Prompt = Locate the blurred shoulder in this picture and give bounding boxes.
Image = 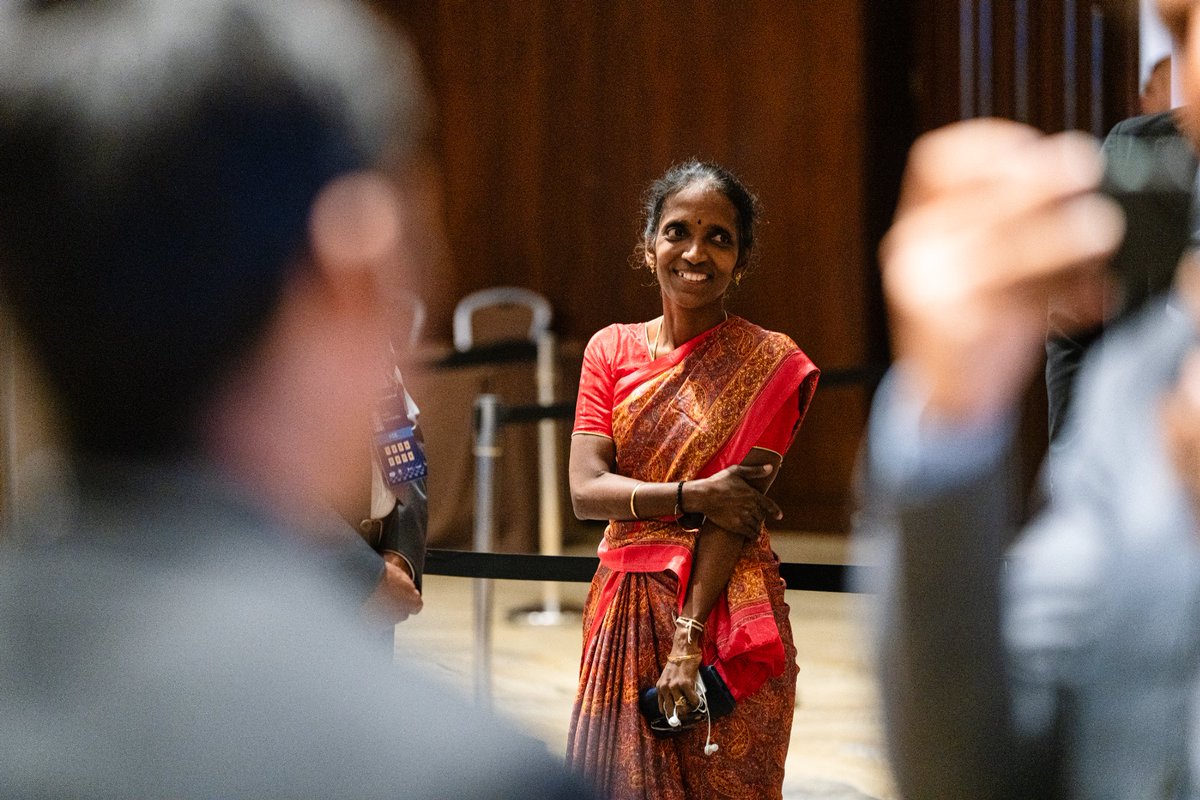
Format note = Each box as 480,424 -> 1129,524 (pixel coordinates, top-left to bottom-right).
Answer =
1106,110 -> 1181,140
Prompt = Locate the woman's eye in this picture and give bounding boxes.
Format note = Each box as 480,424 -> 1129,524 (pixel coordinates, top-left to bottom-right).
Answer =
712,232 -> 733,246
663,224 -> 685,240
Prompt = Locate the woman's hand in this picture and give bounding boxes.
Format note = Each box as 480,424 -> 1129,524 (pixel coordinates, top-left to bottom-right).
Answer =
689,463 -> 782,538
655,627 -> 704,718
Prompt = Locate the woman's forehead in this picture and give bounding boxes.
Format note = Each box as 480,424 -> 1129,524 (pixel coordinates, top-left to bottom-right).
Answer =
661,183 -> 736,223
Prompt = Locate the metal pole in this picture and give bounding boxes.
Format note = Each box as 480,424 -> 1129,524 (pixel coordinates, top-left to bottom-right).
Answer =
472,393 -> 501,709
535,331 -> 563,620
0,316 -> 18,533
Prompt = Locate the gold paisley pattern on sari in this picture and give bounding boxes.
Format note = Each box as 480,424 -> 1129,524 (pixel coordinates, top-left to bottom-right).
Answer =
567,316 -> 817,799
569,569 -> 798,799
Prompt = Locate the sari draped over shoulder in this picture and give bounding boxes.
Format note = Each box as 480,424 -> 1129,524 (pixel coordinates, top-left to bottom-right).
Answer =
568,315 -> 818,799
584,315 -> 818,701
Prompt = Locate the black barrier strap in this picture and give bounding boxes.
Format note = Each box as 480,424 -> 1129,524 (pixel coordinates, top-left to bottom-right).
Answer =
471,401 -> 575,433
501,402 -> 575,424
779,562 -> 854,593
431,339 -> 538,368
426,339 -> 886,391
427,549 -> 599,583
424,548 -> 866,593
819,364 -> 887,389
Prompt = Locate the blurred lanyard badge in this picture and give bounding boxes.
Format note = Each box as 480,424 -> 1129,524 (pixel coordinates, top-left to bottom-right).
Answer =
373,381 -> 427,487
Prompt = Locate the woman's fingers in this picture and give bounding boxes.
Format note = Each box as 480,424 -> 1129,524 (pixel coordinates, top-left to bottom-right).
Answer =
726,463 -> 773,482
760,495 -> 783,521
697,467 -> 782,534
706,503 -> 769,538
657,662 -> 703,716
724,511 -> 760,539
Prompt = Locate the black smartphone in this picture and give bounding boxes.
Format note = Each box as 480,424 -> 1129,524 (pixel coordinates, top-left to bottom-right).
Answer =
637,665 -> 736,739
1100,125 -> 1195,315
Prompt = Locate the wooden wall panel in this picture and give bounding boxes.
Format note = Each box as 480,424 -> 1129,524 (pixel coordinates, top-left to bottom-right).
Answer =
909,0 -> 1141,510
914,0 -> 1139,133
377,1 -> 871,533
0,3 -> 1143,538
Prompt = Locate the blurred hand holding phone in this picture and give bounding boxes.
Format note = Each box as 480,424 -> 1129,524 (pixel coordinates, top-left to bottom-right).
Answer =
1100,116 -> 1197,316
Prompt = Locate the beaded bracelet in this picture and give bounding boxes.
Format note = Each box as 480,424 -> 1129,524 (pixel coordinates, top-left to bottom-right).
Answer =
675,480 -> 705,532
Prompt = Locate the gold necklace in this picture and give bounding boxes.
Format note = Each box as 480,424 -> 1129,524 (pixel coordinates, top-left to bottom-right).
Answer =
651,312 -> 727,360
651,318 -> 664,360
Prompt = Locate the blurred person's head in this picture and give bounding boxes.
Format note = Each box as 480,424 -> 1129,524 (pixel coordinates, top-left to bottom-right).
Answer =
1161,1 -> 1200,141
0,0 -> 429,516
1141,56 -> 1173,115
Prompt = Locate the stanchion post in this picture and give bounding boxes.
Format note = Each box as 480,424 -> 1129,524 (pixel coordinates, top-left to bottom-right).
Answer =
507,334 -> 581,627
472,393 -> 501,709
0,316 -> 17,531
535,331 -> 563,618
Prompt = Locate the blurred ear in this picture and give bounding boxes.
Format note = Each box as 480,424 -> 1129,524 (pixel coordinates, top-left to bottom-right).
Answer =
306,171 -> 408,308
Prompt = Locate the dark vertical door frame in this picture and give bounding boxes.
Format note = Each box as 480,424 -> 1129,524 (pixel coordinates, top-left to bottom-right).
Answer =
861,0 -> 917,370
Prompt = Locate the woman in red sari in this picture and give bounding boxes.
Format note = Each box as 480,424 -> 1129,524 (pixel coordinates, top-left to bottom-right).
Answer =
566,162 -> 819,799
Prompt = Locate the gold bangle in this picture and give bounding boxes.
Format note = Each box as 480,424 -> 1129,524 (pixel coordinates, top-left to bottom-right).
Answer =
668,653 -> 701,664
629,481 -> 645,520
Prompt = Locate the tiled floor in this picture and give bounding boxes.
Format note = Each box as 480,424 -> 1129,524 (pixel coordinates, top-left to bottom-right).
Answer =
396,532 -> 897,800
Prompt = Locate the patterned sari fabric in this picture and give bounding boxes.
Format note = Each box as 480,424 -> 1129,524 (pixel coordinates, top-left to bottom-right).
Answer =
567,317 -> 818,799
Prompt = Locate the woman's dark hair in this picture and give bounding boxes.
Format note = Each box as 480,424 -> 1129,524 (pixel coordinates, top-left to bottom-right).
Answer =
638,161 -> 761,271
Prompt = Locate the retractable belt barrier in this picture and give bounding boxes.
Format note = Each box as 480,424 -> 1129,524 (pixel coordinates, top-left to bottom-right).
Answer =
425,549 -> 868,594
426,338 -> 886,390
464,392 -> 870,707
456,399 -> 867,594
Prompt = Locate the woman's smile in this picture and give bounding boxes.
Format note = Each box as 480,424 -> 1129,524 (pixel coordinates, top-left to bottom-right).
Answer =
649,182 -> 740,312
673,267 -> 712,283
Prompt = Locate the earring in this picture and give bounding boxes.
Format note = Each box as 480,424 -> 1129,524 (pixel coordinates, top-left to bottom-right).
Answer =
733,272 -> 742,286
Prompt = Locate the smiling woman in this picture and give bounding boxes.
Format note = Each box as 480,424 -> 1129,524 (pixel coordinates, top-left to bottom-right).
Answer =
565,161 -> 820,799
647,181 -> 740,316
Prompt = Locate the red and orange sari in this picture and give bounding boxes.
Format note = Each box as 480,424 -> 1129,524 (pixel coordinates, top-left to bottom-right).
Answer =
567,316 -> 818,799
